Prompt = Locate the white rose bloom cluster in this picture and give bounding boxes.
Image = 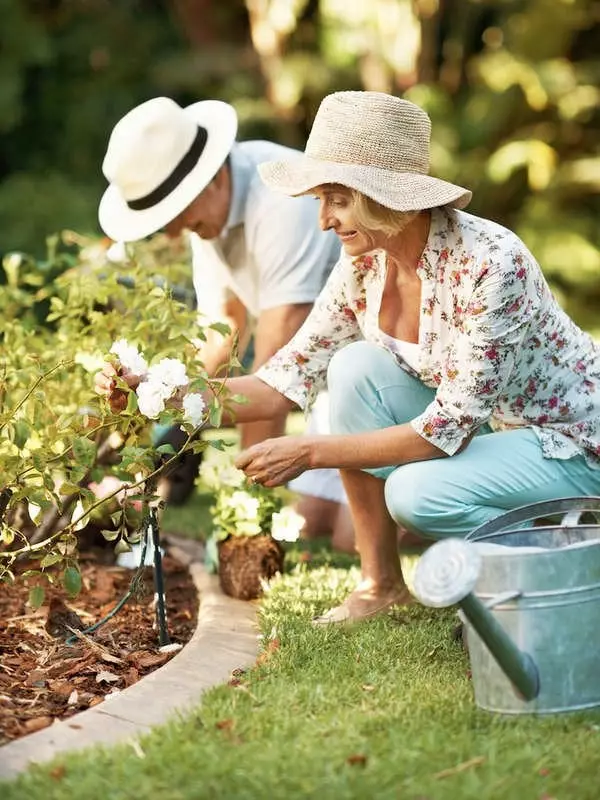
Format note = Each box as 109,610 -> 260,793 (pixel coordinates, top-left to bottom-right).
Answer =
146,358 -> 189,394
110,339 -> 148,377
136,358 -> 189,420
109,340 -> 206,426
225,490 -> 262,536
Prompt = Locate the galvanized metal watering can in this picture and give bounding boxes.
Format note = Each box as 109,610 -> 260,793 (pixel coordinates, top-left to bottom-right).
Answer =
412,497 -> 600,715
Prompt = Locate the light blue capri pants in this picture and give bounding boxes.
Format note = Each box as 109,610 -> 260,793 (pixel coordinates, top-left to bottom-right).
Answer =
327,341 -> 600,539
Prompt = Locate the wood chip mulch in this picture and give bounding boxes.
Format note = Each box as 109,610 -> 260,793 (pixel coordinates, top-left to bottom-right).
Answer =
0,552 -> 198,745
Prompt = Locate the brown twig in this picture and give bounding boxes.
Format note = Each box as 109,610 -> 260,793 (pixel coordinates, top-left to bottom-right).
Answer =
434,755 -> 486,780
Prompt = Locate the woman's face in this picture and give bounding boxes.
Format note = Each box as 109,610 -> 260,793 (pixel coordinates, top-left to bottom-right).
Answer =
311,185 -> 379,256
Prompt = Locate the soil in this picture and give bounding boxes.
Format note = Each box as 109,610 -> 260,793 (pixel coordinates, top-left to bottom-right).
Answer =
0,549 -> 198,746
218,534 -> 284,601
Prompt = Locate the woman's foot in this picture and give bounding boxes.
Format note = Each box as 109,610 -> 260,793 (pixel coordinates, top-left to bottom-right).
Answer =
312,583 -> 414,625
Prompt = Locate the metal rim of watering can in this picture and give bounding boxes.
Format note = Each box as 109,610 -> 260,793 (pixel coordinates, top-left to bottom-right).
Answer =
412,538 -> 482,608
465,496 -> 600,543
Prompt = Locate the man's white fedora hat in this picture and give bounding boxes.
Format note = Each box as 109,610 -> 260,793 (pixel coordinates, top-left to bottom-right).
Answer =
259,91 -> 471,212
99,97 -> 238,242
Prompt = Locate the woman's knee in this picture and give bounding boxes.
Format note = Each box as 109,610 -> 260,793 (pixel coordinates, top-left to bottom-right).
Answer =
327,342 -> 397,434
384,461 -> 456,538
327,342 -> 389,393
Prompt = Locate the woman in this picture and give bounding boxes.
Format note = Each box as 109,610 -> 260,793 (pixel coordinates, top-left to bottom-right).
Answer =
97,91 -> 600,624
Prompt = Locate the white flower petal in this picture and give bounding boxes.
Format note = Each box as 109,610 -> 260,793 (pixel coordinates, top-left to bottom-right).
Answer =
182,393 -> 206,427
136,381 -> 166,418
110,339 -> 148,377
147,358 -> 189,394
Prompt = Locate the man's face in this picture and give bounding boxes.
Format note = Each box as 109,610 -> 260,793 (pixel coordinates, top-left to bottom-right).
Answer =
165,164 -> 231,240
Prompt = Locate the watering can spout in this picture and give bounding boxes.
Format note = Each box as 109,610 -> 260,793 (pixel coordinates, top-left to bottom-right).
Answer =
412,538 -> 540,702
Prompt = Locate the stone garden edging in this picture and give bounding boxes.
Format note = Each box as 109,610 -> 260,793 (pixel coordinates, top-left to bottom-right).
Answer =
0,542 -> 260,782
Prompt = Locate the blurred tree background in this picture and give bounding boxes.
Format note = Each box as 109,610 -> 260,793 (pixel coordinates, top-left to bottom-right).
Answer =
1,0 -> 598,331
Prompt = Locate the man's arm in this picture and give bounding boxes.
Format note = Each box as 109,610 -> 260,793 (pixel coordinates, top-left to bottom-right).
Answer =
239,302 -> 312,448
195,294 -> 249,377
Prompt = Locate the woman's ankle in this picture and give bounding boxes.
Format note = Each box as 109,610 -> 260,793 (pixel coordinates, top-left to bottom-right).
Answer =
355,576 -> 406,596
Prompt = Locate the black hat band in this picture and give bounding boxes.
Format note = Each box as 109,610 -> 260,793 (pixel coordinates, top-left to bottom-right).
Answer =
126,125 -> 208,211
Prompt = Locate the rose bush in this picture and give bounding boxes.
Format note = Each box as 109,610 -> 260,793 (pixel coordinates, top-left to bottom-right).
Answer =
0,232 -> 236,607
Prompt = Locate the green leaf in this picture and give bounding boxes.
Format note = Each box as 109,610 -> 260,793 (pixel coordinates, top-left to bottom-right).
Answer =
209,403 -> 223,428
228,393 -> 249,405
57,532 -> 78,556
188,377 -> 208,392
0,567 -> 15,583
1,526 -> 15,545
32,452 -> 46,473
72,437 -> 97,468
100,528 -> 119,541
90,467 -> 105,483
156,443 -> 177,456
191,440 -> 210,453
110,511 -> 124,526
62,565 -> 82,597
126,389 -> 139,414
114,538 -> 132,555
13,419 -> 30,449
28,585 -> 46,610
59,482 -> 81,496
209,321 -> 231,337
40,553 -> 63,568
68,465 -> 87,484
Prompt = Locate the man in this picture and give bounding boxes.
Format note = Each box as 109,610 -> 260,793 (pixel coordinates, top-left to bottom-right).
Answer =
98,96 -> 353,551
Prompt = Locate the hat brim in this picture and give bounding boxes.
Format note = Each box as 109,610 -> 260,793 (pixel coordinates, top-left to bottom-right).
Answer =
99,100 -> 238,243
258,156 -> 471,212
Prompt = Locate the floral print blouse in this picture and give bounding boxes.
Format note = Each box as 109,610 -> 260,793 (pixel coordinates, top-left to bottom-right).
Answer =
256,207 -> 600,467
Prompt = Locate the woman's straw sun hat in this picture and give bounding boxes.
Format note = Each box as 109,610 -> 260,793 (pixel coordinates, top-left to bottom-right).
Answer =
258,91 -> 471,211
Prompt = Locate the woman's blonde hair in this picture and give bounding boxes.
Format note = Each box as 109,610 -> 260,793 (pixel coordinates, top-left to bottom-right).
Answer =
350,189 -> 417,237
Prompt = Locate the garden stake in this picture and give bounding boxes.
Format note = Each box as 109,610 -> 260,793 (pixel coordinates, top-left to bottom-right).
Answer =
149,506 -> 170,646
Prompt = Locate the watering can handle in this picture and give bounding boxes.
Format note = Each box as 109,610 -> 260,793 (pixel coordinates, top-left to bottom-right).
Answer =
412,538 -> 540,702
466,496 -> 600,542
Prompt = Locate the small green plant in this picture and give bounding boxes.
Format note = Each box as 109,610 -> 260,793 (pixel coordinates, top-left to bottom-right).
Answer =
200,453 -> 305,545
201,456 -> 278,540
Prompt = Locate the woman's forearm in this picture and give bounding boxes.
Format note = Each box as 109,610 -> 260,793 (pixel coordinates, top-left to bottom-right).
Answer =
308,423 -> 446,470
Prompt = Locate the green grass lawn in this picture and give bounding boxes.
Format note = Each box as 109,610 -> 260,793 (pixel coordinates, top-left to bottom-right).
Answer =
3,539 -> 600,800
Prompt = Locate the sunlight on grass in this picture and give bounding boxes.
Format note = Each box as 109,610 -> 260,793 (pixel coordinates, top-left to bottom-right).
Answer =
4,558 -> 599,800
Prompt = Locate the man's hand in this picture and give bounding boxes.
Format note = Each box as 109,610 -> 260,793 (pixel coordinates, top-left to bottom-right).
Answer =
93,362 -> 143,414
235,436 -> 313,487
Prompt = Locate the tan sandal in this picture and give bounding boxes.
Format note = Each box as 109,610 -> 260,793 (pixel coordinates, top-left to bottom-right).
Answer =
312,588 -> 413,626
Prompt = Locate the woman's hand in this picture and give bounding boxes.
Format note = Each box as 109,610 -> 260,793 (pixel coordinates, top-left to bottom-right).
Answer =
235,436 -> 313,487
93,361 -> 143,414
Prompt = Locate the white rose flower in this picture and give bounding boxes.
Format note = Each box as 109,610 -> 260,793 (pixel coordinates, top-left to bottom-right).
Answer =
199,462 -> 220,491
136,380 -> 166,418
227,491 -> 261,524
182,392 -> 206,428
271,507 -> 305,542
110,339 -> 148,377
220,465 -> 246,488
147,358 -> 189,394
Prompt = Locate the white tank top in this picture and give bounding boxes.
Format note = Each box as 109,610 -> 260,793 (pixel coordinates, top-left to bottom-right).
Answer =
379,329 -> 420,372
